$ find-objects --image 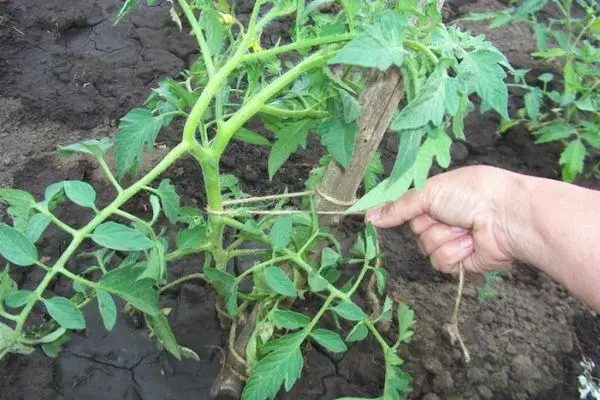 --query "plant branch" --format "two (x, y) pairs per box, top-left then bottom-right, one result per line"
(97, 157), (123, 193)
(33, 205), (77, 237)
(404, 40), (439, 64)
(235, 256), (291, 282)
(10, 142), (190, 344)
(240, 33), (354, 63)
(259, 104), (329, 119)
(177, 0), (215, 77)
(160, 273), (206, 293)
